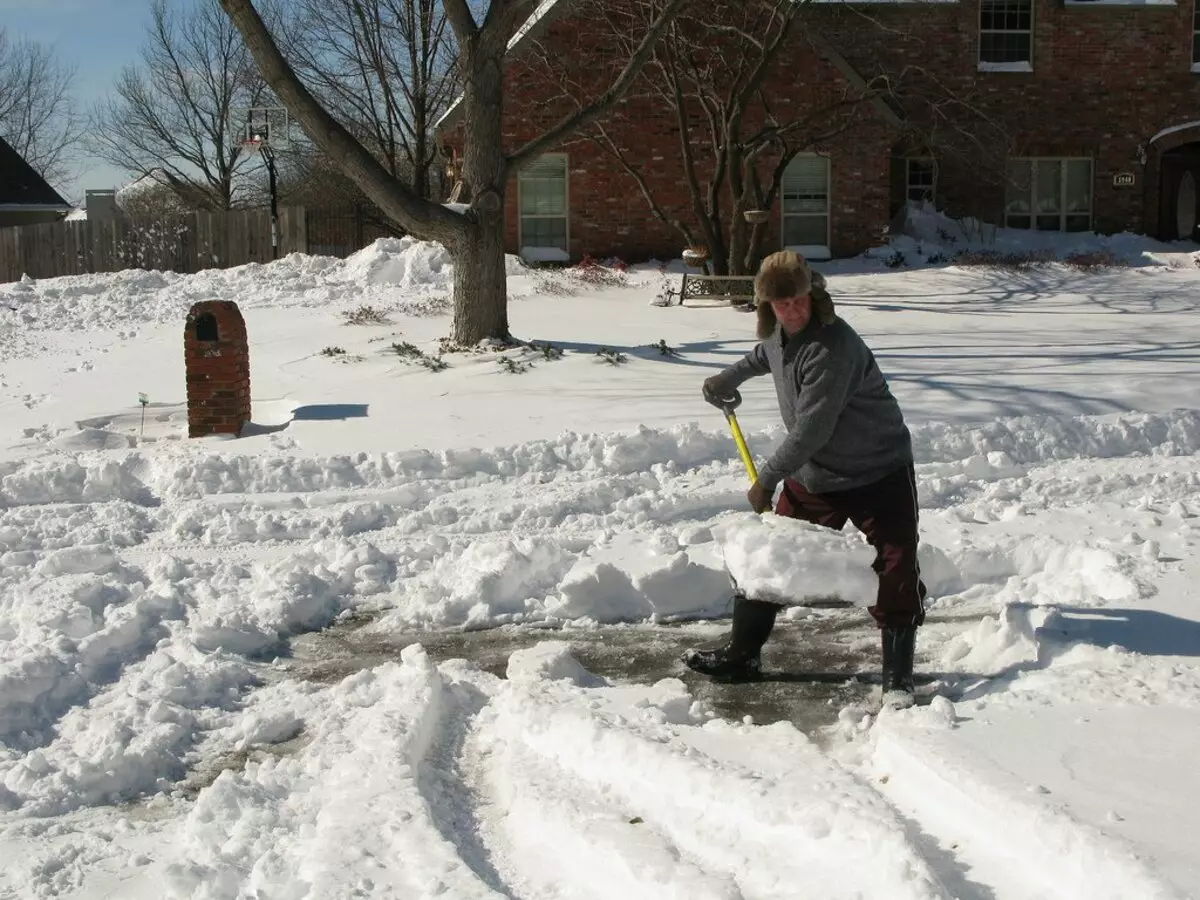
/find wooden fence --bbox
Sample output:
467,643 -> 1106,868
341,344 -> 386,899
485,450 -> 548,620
305,205 -> 402,259
0,205 -> 363,283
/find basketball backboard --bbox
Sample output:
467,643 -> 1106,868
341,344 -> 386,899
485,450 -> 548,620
230,106 -> 292,151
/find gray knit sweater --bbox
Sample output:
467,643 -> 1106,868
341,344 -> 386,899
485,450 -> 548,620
715,316 -> 913,495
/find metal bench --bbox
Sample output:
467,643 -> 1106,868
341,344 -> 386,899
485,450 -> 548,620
678,273 -> 757,309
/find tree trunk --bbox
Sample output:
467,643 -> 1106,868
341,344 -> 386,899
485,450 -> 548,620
454,49 -> 510,344
451,212 -> 509,344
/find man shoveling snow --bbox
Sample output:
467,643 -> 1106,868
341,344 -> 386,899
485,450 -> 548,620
685,250 -> 927,710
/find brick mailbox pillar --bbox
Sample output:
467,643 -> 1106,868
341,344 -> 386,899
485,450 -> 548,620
185,300 -> 251,438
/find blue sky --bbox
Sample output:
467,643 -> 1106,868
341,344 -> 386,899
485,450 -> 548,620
3,0 -> 154,203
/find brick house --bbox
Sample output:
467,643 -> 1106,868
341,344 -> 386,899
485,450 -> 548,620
437,0 -> 1200,263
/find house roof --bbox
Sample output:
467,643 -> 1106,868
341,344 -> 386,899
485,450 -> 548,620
434,0 -> 569,134
0,135 -> 70,210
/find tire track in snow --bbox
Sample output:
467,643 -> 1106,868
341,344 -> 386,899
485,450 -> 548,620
852,714 -> 1190,900
416,666 -> 529,900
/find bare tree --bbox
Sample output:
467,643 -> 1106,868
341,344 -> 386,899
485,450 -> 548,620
525,0 -> 892,275
282,0 -> 457,200
219,0 -> 692,345
0,28 -> 82,189
530,0 -> 1015,274
89,0 -> 271,210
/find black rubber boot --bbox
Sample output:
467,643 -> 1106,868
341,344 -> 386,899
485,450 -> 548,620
881,625 -> 917,709
683,596 -> 779,682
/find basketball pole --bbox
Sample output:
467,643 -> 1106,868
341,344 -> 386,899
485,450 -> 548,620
265,144 -> 279,260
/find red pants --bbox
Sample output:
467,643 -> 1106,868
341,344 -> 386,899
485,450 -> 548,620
774,465 -> 927,629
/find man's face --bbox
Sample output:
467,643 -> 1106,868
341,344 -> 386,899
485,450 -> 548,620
770,293 -> 812,334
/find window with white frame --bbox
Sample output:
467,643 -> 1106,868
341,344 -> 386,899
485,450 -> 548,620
1193,5 -> 1199,70
781,155 -> 830,256
518,154 -> 568,261
980,0 -> 1032,69
906,158 -> 937,206
1004,158 -> 1092,232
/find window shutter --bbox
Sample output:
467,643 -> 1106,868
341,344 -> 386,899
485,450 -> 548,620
520,154 -> 567,216
521,155 -> 567,180
782,156 -> 828,198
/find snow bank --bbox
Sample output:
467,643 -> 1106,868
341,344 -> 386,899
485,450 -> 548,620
871,714 -> 1188,900
0,538 -> 392,813
164,646 -> 508,900
884,202 -> 1200,269
482,643 -> 950,899
4,408 -> 1195,511
0,237 -> 528,346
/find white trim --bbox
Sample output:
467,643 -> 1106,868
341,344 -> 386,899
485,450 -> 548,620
781,154 -> 832,260
1149,119 -> 1200,144
1194,6 -> 1200,69
979,0 -> 1034,70
433,96 -> 462,132
0,204 -> 71,211
905,157 -> 937,205
1004,157 -> 1094,232
517,152 -> 570,262
434,0 -> 563,134
978,61 -> 1033,72
785,245 -> 832,260
1064,0 -> 1175,5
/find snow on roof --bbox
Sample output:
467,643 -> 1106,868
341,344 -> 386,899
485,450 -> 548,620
434,0 -> 567,133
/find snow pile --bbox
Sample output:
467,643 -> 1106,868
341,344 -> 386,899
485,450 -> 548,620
912,408 -> 1200,467
4,408 -> 1195,512
880,202 -> 1200,268
716,514 -> 877,606
483,644 -> 948,900
339,236 -> 454,289
871,716 -> 1187,900
165,646 -> 459,899
0,237 -> 530,345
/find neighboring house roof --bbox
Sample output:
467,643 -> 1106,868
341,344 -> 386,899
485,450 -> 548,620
116,168 -> 175,203
0,135 -> 70,210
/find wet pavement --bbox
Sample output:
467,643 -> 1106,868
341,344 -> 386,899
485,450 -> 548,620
281,608 -> 888,736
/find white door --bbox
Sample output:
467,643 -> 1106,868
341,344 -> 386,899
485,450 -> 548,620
1177,170 -> 1197,241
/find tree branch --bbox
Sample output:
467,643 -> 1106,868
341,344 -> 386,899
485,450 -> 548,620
219,0 -> 464,241
504,0 -> 691,177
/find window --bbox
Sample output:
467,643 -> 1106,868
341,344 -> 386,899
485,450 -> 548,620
781,155 -> 830,257
980,0 -> 1032,70
518,154 -> 568,262
906,158 -> 937,206
1193,5 -> 1199,71
1004,158 -> 1092,232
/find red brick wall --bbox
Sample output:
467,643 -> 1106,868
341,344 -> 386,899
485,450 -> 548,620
185,300 -> 251,438
444,0 -> 1200,260
825,0 -> 1200,238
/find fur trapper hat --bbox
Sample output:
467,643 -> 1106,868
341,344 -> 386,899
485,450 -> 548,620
753,250 -> 835,339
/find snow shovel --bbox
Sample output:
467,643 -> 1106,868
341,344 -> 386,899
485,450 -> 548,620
718,390 -> 759,484
715,392 -> 849,611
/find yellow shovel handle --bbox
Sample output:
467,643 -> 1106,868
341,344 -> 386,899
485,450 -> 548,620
725,411 -> 759,484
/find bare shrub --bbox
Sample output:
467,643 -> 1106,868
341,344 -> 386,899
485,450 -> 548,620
1063,249 -> 1126,270
955,249 -> 1055,270
341,304 -> 390,325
